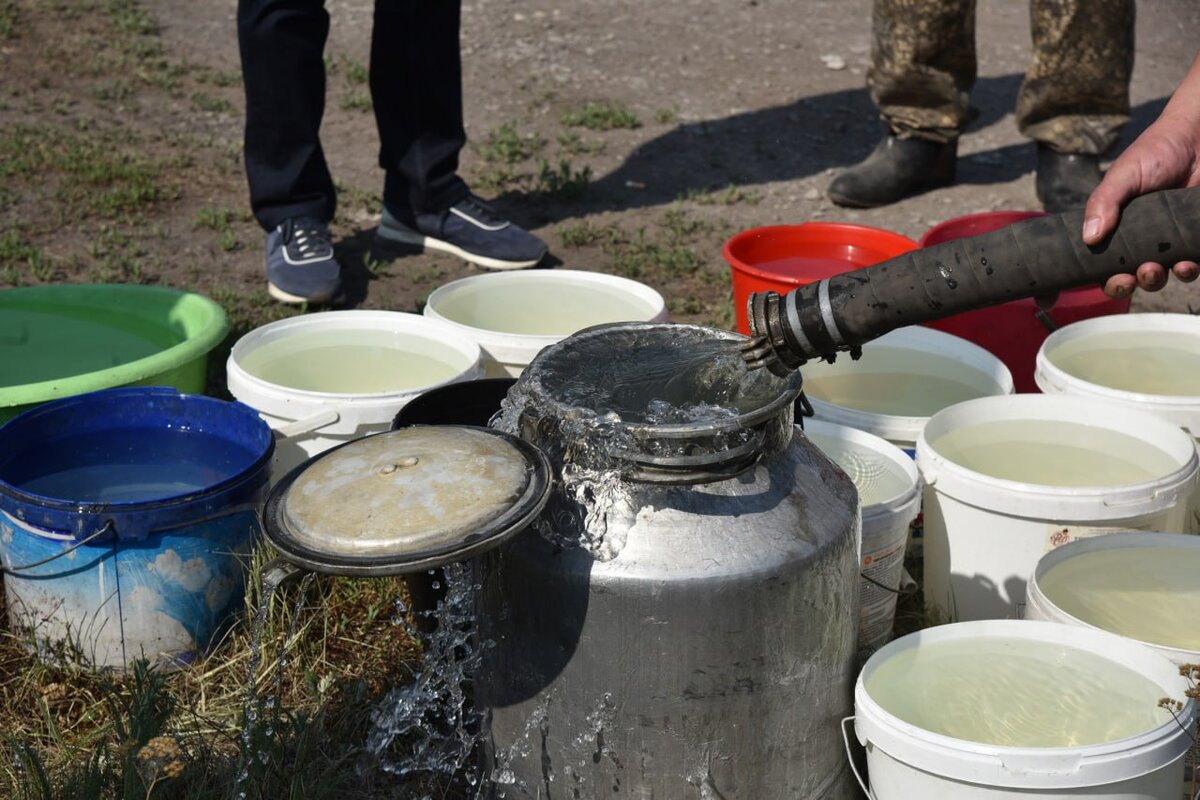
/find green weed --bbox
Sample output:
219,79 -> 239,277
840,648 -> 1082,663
477,123 -> 545,165
0,0 -> 18,38
190,92 -> 233,114
534,157 -> 592,199
560,99 -> 640,131
193,206 -> 236,233
654,104 -> 679,124
556,131 -> 605,156
341,58 -> 369,85
340,91 -> 372,112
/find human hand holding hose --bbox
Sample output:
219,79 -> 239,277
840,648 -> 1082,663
1085,50 -> 1200,297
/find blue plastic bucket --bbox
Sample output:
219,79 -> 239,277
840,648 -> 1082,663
0,387 -> 274,670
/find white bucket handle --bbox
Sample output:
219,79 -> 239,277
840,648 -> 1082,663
840,716 -> 877,800
272,409 -> 341,439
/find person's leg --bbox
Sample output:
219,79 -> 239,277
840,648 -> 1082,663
1019,0 -> 1135,211
370,0 -> 546,270
828,0 -> 975,207
370,0 -> 469,216
238,0 -> 336,230
238,0 -> 341,303
868,0 -> 977,143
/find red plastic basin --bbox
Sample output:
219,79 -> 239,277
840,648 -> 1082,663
723,223 -> 919,334
918,211 -> 1131,393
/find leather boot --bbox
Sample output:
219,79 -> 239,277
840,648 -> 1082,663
1036,144 -> 1102,213
827,135 -> 957,208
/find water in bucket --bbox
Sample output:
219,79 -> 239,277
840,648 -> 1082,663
15,427 -> 258,503
237,327 -> 467,393
1038,545 -> 1200,652
1045,330 -> 1200,395
430,276 -> 662,336
866,635 -> 1172,747
929,419 -> 1180,486
804,371 -> 987,418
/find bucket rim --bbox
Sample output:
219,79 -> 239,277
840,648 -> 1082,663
0,284 -> 228,410
805,326 -> 1015,441
855,619 -> 1197,789
916,394 -> 1199,517
1035,313 -> 1200,417
0,387 -> 273,540
422,269 -> 669,347
1027,531 -> 1200,662
722,222 -> 920,286
227,310 -> 484,403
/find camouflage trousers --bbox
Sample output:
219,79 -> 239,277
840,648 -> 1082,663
867,0 -> 1135,154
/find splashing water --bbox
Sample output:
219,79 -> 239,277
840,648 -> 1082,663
366,562 -> 489,793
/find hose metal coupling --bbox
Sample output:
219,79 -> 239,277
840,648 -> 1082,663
741,291 -> 806,377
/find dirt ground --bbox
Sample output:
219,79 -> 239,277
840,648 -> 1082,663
4,0 -> 1200,350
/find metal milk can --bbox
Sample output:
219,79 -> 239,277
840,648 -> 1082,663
478,322 -> 861,799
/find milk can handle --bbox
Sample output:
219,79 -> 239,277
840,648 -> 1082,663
840,716 -> 877,800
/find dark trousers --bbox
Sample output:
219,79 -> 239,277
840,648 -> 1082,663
237,0 -> 470,231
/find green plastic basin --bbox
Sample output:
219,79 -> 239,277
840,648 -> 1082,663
0,284 -> 228,422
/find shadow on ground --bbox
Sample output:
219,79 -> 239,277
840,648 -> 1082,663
490,74 -> 1169,226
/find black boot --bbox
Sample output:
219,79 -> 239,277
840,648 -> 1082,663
827,135 -> 957,208
1035,144 -> 1103,213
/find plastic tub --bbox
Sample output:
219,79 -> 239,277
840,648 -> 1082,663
723,222 -> 919,334
801,419 -> 921,655
801,326 -> 1014,455
918,211 -> 1131,393
851,620 -> 1197,800
916,395 -> 1199,621
423,270 -> 668,377
0,387 -> 273,670
227,310 -> 484,481
0,284 -> 229,423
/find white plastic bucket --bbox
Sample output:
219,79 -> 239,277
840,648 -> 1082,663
1026,532 -> 1200,666
802,325 -> 1014,455
1036,313 -> 1200,536
850,620 -> 1197,800
801,420 -> 921,655
916,395 -> 1199,621
422,269 -> 668,377
227,310 -> 484,480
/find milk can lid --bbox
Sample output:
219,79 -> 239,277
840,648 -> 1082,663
264,425 -> 551,576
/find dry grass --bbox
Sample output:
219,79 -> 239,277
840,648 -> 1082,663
0,547 -> 425,799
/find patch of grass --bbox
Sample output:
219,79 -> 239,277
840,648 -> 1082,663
560,99 -> 640,131
557,220 -> 617,249
193,66 -> 240,88
476,123 -> 545,165
106,0 -> 157,37
556,131 -> 605,156
533,157 -> 592,199
0,0 -> 19,38
341,57 -> 369,85
654,104 -> 679,124
682,183 -> 762,206
190,91 -> 234,114
0,230 -> 57,282
0,547 -> 423,799
340,91 -> 372,112
193,205 -> 238,233
334,184 -> 383,222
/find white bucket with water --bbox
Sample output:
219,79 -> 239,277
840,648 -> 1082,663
1026,535 -> 1200,800
802,326 -> 1014,455
916,394 -> 1199,622
850,620 -> 1197,800
801,419 -> 920,655
423,269 -> 668,377
1036,313 -> 1200,535
227,310 -> 483,480
1026,531 -> 1200,664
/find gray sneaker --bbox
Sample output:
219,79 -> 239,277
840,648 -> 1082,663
377,195 -> 547,270
265,217 -> 342,304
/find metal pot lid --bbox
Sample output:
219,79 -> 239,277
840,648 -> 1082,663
264,425 -> 551,576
